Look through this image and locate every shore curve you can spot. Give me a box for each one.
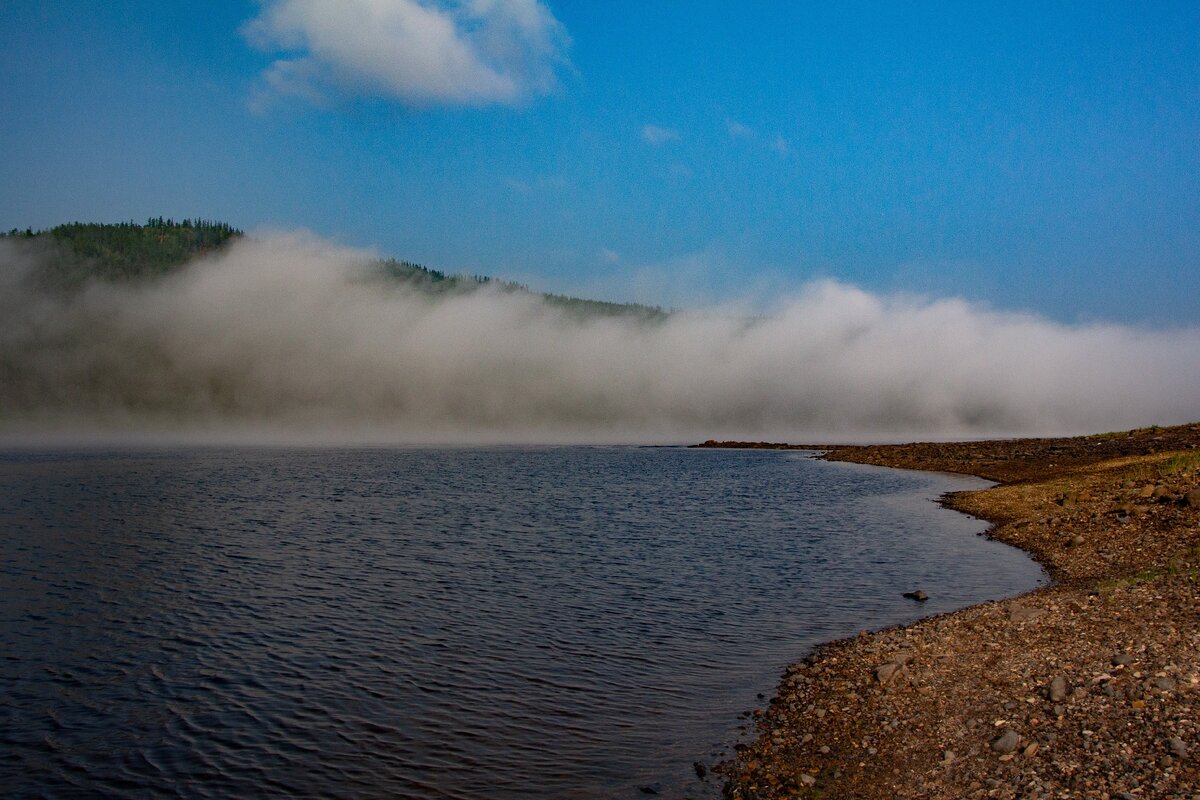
[704,423,1200,799]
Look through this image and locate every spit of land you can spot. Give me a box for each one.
[700,422,1200,799]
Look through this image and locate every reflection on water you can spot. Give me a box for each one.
[0,447,1044,798]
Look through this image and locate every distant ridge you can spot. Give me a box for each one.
[690,440,809,450]
[4,218,242,286]
[2,219,667,321]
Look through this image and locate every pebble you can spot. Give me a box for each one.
[1009,605,1045,623]
[991,728,1020,754]
[1112,653,1135,667]
[1048,676,1068,702]
[1168,737,1188,758]
[874,663,901,685]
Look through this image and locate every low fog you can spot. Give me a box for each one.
[2,234,1198,445]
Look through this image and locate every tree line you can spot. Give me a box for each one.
[3,218,666,320]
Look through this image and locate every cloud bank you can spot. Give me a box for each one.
[242,0,568,107]
[2,234,1199,444]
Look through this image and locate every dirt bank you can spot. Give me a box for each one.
[704,423,1200,799]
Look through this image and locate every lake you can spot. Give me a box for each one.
[0,446,1044,798]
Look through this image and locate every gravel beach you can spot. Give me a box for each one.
[705,423,1200,799]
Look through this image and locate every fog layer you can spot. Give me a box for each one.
[2,234,1198,444]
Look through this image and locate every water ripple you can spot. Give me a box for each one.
[0,447,1043,798]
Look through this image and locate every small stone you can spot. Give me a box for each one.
[1186,488,1200,508]
[943,749,956,764]
[1069,535,1085,547]
[991,728,1020,754]
[1023,742,1039,757]
[1153,677,1177,692]
[902,590,929,602]
[819,745,830,754]
[1047,676,1068,702]
[693,761,706,779]
[1009,605,1045,623]
[875,663,901,685]
[799,773,816,786]
[1112,653,1135,667]
[1168,737,1188,758]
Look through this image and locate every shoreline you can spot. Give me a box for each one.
[703,423,1200,799]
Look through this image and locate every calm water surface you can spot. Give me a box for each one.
[0,447,1044,798]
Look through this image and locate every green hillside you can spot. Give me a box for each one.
[4,218,241,286]
[3,219,666,321]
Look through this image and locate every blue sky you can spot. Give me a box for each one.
[2,1,1198,323]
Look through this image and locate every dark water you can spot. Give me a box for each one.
[0,447,1044,798]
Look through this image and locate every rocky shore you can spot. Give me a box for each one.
[703,423,1200,799]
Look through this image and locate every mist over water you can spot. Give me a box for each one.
[2,233,1198,444]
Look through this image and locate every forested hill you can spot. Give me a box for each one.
[2,219,666,321]
[4,218,242,284]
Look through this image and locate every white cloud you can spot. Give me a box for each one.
[724,119,789,157]
[242,0,569,107]
[726,119,754,139]
[641,124,679,145]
